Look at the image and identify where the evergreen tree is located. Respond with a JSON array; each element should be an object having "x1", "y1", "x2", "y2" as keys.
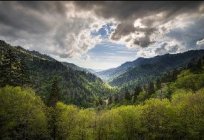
[
  {"x1": 172, "y1": 69, "x2": 178, "y2": 81},
  {"x1": 98, "y1": 97, "x2": 103, "y2": 106},
  {"x1": 48, "y1": 77, "x2": 60, "y2": 140},
  {"x1": 48, "y1": 77, "x2": 60, "y2": 107},
  {"x1": 156, "y1": 79, "x2": 161, "y2": 90},
  {"x1": 114, "y1": 94, "x2": 119, "y2": 103},
  {"x1": 147, "y1": 82, "x2": 155, "y2": 96},
  {"x1": 125, "y1": 89, "x2": 131, "y2": 101},
  {"x1": 196, "y1": 58, "x2": 202, "y2": 69},
  {"x1": 133, "y1": 86, "x2": 142, "y2": 103},
  {"x1": 20, "y1": 59, "x2": 30, "y2": 86},
  {"x1": 187, "y1": 62, "x2": 194, "y2": 69},
  {"x1": 108, "y1": 96, "x2": 113, "y2": 105}
]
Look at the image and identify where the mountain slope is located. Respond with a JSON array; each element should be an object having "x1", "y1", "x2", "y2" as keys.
[
  {"x1": 0, "y1": 40, "x2": 114, "y2": 107},
  {"x1": 98, "y1": 50, "x2": 204, "y2": 87}
]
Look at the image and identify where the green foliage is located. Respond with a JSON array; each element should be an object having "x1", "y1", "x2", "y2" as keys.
[
  {"x1": 54, "y1": 90, "x2": 204, "y2": 140},
  {"x1": 1, "y1": 86, "x2": 204, "y2": 139},
  {"x1": 0, "y1": 86, "x2": 49, "y2": 140},
  {"x1": 175, "y1": 70, "x2": 204, "y2": 92},
  {"x1": 0, "y1": 44, "x2": 30, "y2": 87},
  {"x1": 124, "y1": 90, "x2": 131, "y2": 101},
  {"x1": 48, "y1": 76, "x2": 60, "y2": 107}
]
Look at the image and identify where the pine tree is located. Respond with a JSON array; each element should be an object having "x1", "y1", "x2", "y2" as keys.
[
  {"x1": 98, "y1": 97, "x2": 103, "y2": 106},
  {"x1": 114, "y1": 94, "x2": 119, "y2": 103},
  {"x1": 108, "y1": 96, "x2": 113, "y2": 105},
  {"x1": 20, "y1": 59, "x2": 30, "y2": 86},
  {"x1": 125, "y1": 89, "x2": 131, "y2": 101},
  {"x1": 133, "y1": 86, "x2": 142, "y2": 103},
  {"x1": 196, "y1": 58, "x2": 202, "y2": 69},
  {"x1": 48, "y1": 77, "x2": 60, "y2": 140},
  {"x1": 172, "y1": 69, "x2": 178, "y2": 81},
  {"x1": 48, "y1": 77, "x2": 60, "y2": 107},
  {"x1": 156, "y1": 79, "x2": 161, "y2": 90},
  {"x1": 147, "y1": 82, "x2": 155, "y2": 96}
]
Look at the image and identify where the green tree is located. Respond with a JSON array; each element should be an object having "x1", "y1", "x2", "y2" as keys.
[
  {"x1": 74, "y1": 109, "x2": 95, "y2": 140},
  {"x1": 47, "y1": 77, "x2": 60, "y2": 140},
  {"x1": 48, "y1": 77, "x2": 60, "y2": 107},
  {"x1": 142, "y1": 99, "x2": 174, "y2": 139},
  {"x1": 156, "y1": 79, "x2": 161, "y2": 90},
  {"x1": 196, "y1": 58, "x2": 202, "y2": 70},
  {"x1": 133, "y1": 86, "x2": 142, "y2": 103},
  {"x1": 108, "y1": 96, "x2": 113, "y2": 105},
  {"x1": 146, "y1": 82, "x2": 155, "y2": 97},
  {"x1": 0, "y1": 86, "x2": 49, "y2": 140},
  {"x1": 117, "y1": 106, "x2": 143, "y2": 140},
  {"x1": 124, "y1": 90, "x2": 131, "y2": 101},
  {"x1": 55, "y1": 103, "x2": 79, "y2": 140}
]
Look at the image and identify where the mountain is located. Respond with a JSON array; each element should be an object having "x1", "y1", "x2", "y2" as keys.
[
  {"x1": 0, "y1": 40, "x2": 114, "y2": 107},
  {"x1": 96, "y1": 57, "x2": 145, "y2": 81},
  {"x1": 98, "y1": 50, "x2": 204, "y2": 87}
]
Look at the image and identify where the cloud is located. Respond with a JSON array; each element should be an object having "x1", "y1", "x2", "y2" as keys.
[
  {"x1": 197, "y1": 38, "x2": 204, "y2": 46},
  {"x1": 74, "y1": 1, "x2": 204, "y2": 50},
  {"x1": 0, "y1": 1, "x2": 110, "y2": 58},
  {"x1": 155, "y1": 43, "x2": 179, "y2": 55},
  {"x1": 0, "y1": 1, "x2": 204, "y2": 66},
  {"x1": 74, "y1": 1, "x2": 202, "y2": 21},
  {"x1": 165, "y1": 13, "x2": 204, "y2": 50}
]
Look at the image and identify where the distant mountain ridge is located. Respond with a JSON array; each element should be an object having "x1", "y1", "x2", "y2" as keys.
[{"x1": 97, "y1": 50, "x2": 204, "y2": 87}]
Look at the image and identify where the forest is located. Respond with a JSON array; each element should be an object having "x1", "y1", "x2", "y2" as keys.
[{"x1": 1, "y1": 40, "x2": 204, "y2": 140}]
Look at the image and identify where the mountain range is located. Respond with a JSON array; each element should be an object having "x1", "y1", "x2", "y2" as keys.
[
  {"x1": 1, "y1": 39, "x2": 204, "y2": 106},
  {"x1": 97, "y1": 50, "x2": 204, "y2": 87}
]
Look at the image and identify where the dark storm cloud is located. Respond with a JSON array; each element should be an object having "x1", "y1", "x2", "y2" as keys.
[
  {"x1": 0, "y1": 3, "x2": 48, "y2": 35},
  {"x1": 74, "y1": 1, "x2": 202, "y2": 20},
  {"x1": 0, "y1": 1, "x2": 97, "y2": 58},
  {"x1": 0, "y1": 1, "x2": 68, "y2": 35},
  {"x1": 17, "y1": 1, "x2": 67, "y2": 14},
  {"x1": 132, "y1": 27, "x2": 157, "y2": 47}
]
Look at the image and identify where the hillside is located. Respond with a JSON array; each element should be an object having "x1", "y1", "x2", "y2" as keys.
[
  {"x1": 0, "y1": 40, "x2": 114, "y2": 107},
  {"x1": 97, "y1": 50, "x2": 204, "y2": 87}
]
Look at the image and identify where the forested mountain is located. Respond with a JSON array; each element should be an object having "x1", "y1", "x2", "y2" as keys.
[
  {"x1": 98, "y1": 50, "x2": 204, "y2": 87},
  {"x1": 0, "y1": 40, "x2": 114, "y2": 107},
  {"x1": 1, "y1": 40, "x2": 204, "y2": 140},
  {"x1": 1, "y1": 58, "x2": 204, "y2": 140},
  {"x1": 107, "y1": 56, "x2": 204, "y2": 106}
]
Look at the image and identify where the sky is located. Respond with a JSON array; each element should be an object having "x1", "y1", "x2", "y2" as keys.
[{"x1": 0, "y1": 1, "x2": 204, "y2": 70}]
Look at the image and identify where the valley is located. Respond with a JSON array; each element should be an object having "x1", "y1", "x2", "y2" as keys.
[
  {"x1": 1, "y1": 1, "x2": 204, "y2": 140},
  {"x1": 1, "y1": 40, "x2": 204, "y2": 140}
]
